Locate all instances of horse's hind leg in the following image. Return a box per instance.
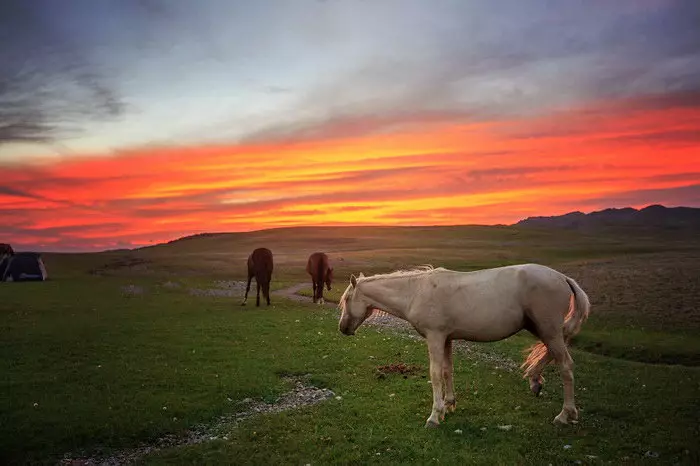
[264,279,271,306]
[443,339,456,413]
[241,274,253,306]
[255,281,261,307]
[548,337,578,425]
[528,350,552,396]
[312,280,318,304]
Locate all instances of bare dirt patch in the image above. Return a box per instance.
[560,252,700,332]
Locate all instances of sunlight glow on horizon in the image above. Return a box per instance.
[2,94,699,251]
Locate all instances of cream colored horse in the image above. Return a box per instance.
[338,264,590,427]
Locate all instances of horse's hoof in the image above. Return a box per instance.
[552,413,570,425]
[446,401,457,413]
[240,302,246,306]
[425,420,440,429]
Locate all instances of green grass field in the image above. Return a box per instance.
[1,225,699,465]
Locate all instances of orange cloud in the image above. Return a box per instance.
[2,93,699,251]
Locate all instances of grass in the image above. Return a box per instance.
[1,225,699,464]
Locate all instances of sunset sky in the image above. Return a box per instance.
[1,0,699,251]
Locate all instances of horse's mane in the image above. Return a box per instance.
[338,265,442,313]
[359,265,440,283]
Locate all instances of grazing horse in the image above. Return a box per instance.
[306,252,334,304]
[338,264,590,427]
[242,248,274,307]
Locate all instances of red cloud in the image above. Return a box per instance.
[2,92,699,251]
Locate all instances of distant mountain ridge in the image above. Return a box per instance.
[516,205,700,230]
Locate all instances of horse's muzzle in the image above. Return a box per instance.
[339,320,355,336]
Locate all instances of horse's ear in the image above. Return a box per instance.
[359,272,365,278]
[350,275,357,287]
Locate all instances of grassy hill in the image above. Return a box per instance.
[2,225,699,464]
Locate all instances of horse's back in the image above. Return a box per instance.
[418,264,570,341]
[307,252,328,276]
[249,248,274,275]
[448,263,572,317]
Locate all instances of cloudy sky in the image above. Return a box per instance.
[1,0,699,251]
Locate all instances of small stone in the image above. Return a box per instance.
[389,393,395,398]
[454,429,463,434]
[497,425,513,431]
[335,396,342,400]
[295,320,300,323]
[585,455,598,460]
[480,427,487,431]
[32,402,38,408]
[515,405,521,410]
[162,406,167,410]
[563,444,572,450]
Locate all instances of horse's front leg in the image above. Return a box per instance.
[443,339,456,413]
[425,334,447,428]
[312,280,318,304]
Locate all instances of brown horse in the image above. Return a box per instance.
[306,252,333,304]
[242,248,274,307]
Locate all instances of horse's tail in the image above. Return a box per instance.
[562,276,590,342]
[522,275,590,379]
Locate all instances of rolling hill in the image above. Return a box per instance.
[515,204,700,230]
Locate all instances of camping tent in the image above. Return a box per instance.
[1,252,48,282]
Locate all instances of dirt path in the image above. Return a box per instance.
[272,283,338,307]
[60,377,334,466]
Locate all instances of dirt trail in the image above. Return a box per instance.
[272,283,338,307]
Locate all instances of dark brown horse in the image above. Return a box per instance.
[306,252,333,304]
[242,248,274,307]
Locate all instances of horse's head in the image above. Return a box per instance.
[338,273,372,336]
[325,267,334,291]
